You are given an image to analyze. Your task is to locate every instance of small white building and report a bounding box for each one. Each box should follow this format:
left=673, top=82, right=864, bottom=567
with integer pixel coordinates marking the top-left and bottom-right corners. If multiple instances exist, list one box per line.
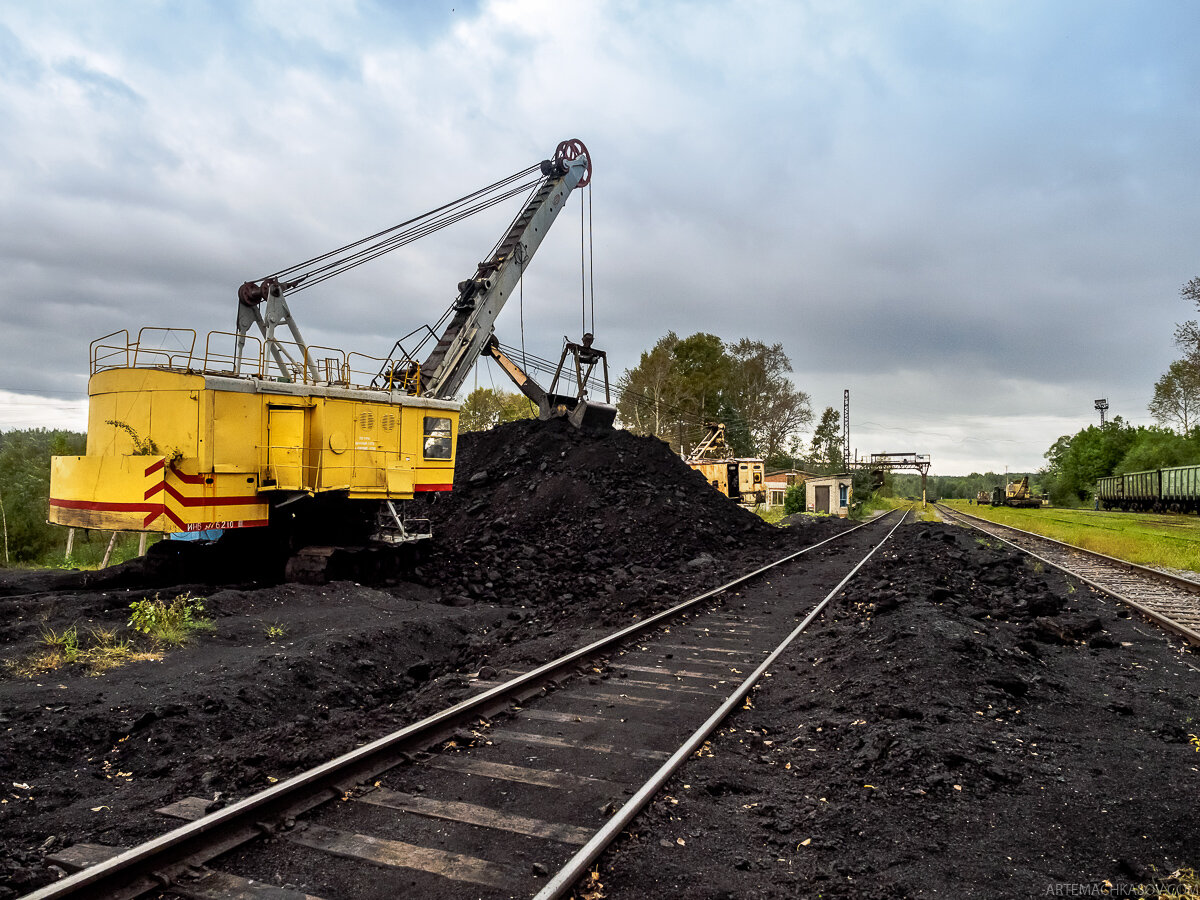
left=806, top=474, right=853, bottom=517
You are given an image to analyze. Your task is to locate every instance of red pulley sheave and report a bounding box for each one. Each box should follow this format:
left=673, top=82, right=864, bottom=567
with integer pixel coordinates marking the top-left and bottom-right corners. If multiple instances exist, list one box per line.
left=554, top=138, right=591, bottom=188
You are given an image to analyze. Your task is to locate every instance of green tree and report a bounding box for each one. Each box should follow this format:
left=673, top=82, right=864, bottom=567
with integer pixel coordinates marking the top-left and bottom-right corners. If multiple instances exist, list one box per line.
left=671, top=332, right=732, bottom=431
left=724, top=339, right=812, bottom=463
left=0, top=428, right=86, bottom=564
left=1043, top=418, right=1138, bottom=503
left=804, top=407, right=843, bottom=473
left=616, top=331, right=812, bottom=460
left=458, top=387, right=537, bottom=432
left=615, top=332, right=680, bottom=442
left=1171, top=276, right=1200, bottom=360
left=1115, top=426, right=1200, bottom=473
left=716, top=402, right=755, bottom=458
left=1149, top=358, right=1200, bottom=432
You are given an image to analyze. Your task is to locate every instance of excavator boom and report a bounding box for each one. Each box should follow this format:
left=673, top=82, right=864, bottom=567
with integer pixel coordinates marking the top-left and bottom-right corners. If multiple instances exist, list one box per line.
left=420, top=141, right=592, bottom=400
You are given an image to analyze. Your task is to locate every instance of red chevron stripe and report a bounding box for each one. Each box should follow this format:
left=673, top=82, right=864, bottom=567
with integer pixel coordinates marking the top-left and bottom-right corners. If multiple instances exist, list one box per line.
left=162, top=482, right=263, bottom=507
left=49, top=499, right=266, bottom=531
left=167, top=464, right=207, bottom=485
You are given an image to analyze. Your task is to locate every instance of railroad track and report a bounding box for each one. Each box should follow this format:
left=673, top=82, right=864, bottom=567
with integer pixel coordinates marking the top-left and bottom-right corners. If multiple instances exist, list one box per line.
left=26, top=511, right=907, bottom=900
left=937, top=504, right=1200, bottom=645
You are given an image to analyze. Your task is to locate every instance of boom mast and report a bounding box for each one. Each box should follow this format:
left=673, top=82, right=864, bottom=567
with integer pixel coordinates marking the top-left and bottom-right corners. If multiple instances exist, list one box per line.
left=420, top=140, right=591, bottom=399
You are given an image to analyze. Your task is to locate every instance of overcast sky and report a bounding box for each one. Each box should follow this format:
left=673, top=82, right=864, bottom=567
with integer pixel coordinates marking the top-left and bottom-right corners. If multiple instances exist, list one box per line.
left=2, top=0, right=1198, bottom=475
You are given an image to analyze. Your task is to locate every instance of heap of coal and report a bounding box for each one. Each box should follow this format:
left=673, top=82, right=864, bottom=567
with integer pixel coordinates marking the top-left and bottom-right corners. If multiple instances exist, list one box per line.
left=416, top=418, right=792, bottom=616
left=0, top=419, right=819, bottom=600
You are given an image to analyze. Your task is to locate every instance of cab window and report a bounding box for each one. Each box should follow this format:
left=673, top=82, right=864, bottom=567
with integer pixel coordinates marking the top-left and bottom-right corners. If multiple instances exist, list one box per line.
left=423, top=416, right=453, bottom=459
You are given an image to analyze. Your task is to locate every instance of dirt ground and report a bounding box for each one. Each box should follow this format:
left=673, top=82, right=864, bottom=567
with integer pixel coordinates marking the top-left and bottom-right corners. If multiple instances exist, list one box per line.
left=1, top=421, right=1197, bottom=898
left=0, top=420, right=828, bottom=896
left=596, top=524, right=1200, bottom=899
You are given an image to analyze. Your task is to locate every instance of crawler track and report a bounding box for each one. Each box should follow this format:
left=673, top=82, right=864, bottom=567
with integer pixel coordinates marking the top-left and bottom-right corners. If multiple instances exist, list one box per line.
left=27, top=512, right=905, bottom=900
left=937, top=504, right=1200, bottom=645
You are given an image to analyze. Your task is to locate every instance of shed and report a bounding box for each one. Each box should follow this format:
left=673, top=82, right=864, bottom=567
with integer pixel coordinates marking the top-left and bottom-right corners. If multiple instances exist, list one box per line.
left=806, top=474, right=853, bottom=517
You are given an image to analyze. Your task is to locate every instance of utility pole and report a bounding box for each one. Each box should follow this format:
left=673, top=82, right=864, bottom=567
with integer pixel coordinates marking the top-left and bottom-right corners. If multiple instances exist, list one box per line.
left=0, top=484, right=8, bottom=566
left=842, top=389, right=850, bottom=472
left=1094, top=398, right=1109, bottom=426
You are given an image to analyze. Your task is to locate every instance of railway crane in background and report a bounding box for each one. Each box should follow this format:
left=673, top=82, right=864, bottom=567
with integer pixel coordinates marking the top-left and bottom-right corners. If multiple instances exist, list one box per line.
left=49, top=139, right=611, bottom=579
left=991, top=476, right=1043, bottom=509
left=685, top=422, right=766, bottom=507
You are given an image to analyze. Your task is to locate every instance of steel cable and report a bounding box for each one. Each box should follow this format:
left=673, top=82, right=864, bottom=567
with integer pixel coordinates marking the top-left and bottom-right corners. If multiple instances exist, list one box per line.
left=255, top=164, right=543, bottom=290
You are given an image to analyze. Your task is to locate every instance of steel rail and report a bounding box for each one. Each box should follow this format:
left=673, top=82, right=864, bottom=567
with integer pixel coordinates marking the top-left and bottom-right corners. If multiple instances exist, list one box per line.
left=533, top=509, right=910, bottom=899
left=937, top=504, right=1200, bottom=645
left=23, top=513, right=899, bottom=900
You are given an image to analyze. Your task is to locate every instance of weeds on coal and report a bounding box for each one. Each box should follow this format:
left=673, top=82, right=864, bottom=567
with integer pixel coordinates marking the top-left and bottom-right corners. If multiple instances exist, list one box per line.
left=9, top=592, right=216, bottom=676
left=128, top=592, right=213, bottom=647
left=7, top=624, right=162, bottom=677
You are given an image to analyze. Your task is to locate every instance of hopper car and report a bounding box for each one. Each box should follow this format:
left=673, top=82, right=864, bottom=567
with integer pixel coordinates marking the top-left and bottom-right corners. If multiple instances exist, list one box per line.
left=1096, top=465, right=1200, bottom=513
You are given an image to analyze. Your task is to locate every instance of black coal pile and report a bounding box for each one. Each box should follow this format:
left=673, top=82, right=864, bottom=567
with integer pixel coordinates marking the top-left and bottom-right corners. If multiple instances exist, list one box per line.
left=416, top=418, right=815, bottom=621
left=0, top=420, right=848, bottom=896
left=595, top=523, right=1200, bottom=898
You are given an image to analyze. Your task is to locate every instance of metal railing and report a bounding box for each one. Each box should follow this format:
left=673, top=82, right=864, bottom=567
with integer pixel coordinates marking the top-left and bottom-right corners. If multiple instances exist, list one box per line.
left=90, top=327, right=422, bottom=395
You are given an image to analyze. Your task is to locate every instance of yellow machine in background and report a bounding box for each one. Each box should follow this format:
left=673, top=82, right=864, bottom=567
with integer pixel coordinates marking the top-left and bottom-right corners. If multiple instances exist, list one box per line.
left=685, top=423, right=766, bottom=507
left=990, top=475, right=1043, bottom=509
left=48, top=140, right=602, bottom=578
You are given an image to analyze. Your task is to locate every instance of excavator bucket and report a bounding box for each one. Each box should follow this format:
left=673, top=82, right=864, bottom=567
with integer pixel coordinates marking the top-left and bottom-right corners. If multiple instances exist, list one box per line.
left=485, top=334, right=616, bottom=430
left=540, top=393, right=617, bottom=430
left=567, top=400, right=617, bottom=431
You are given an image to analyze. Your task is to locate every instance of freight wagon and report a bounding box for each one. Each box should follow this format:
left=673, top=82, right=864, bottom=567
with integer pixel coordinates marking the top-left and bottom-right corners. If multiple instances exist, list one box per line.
left=1096, top=465, right=1200, bottom=513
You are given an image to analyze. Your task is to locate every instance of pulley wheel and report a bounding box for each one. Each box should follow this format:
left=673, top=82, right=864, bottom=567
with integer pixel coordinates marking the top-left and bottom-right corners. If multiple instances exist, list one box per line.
left=554, top=138, right=592, bottom=188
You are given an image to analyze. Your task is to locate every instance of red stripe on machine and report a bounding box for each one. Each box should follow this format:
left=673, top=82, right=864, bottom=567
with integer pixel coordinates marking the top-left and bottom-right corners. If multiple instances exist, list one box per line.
left=162, top=482, right=264, bottom=507
left=167, top=465, right=207, bottom=485
left=50, top=497, right=161, bottom=514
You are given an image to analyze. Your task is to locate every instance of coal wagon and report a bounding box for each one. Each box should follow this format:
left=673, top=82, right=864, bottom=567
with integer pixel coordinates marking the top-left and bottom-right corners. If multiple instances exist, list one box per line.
left=1096, top=465, right=1200, bottom=512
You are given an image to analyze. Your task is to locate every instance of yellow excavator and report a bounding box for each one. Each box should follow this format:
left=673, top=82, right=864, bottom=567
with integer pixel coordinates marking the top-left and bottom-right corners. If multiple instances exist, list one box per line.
left=49, top=139, right=613, bottom=579
left=685, top=423, right=766, bottom=507
left=990, top=476, right=1042, bottom=509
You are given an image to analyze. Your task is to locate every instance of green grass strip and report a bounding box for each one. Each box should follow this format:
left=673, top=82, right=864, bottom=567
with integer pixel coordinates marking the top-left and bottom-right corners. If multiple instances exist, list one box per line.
left=942, top=500, right=1200, bottom=573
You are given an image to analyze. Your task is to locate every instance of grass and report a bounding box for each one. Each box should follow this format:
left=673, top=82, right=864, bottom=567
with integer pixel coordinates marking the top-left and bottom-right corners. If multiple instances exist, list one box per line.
left=754, top=506, right=787, bottom=525
left=8, top=624, right=163, bottom=677
left=942, top=499, right=1200, bottom=573
left=1148, top=867, right=1200, bottom=899
left=862, top=496, right=944, bottom=521
left=34, top=532, right=160, bottom=570
left=5, top=591, right=213, bottom=679
left=128, top=592, right=213, bottom=647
